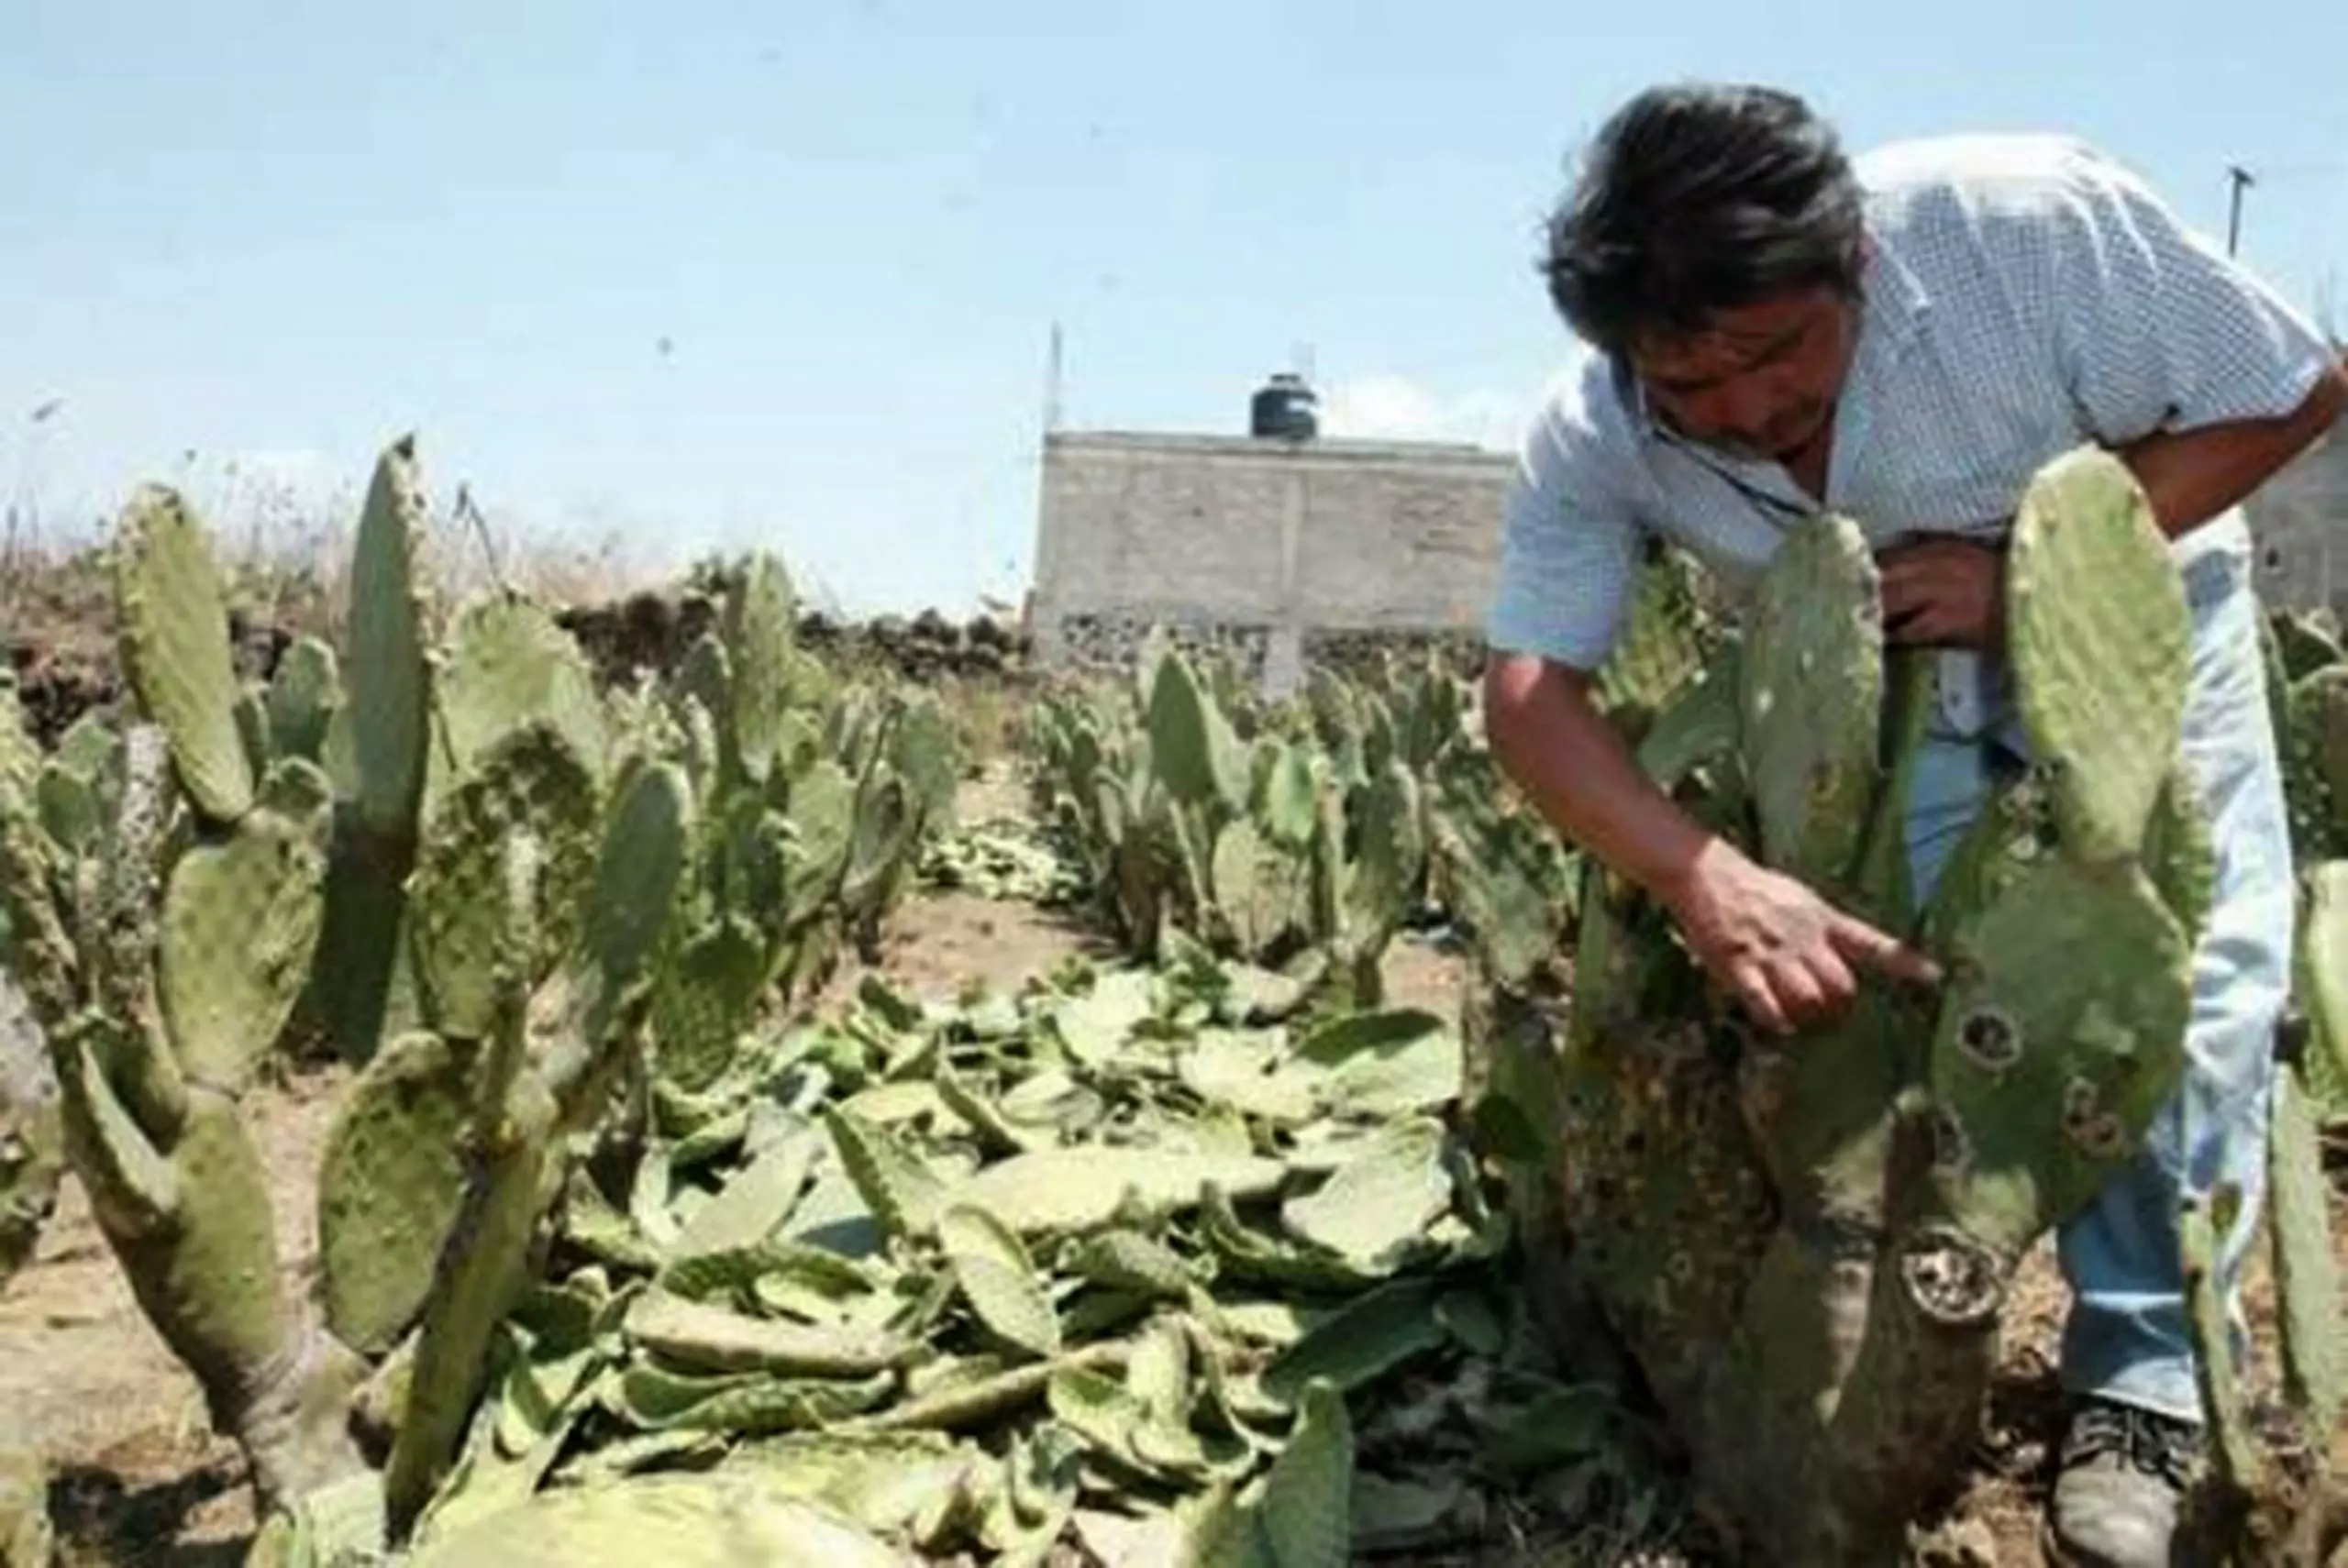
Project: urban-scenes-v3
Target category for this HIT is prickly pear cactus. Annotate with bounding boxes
[1490,447,2228,1565]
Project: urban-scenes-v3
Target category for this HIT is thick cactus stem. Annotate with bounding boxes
[88,1084,369,1511]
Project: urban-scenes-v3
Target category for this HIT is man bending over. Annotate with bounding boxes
[1483,81,2345,1568]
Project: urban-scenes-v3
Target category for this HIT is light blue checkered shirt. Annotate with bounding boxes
[1486,131,2339,716]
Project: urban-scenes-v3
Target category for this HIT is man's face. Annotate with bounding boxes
[1627,285,1861,465]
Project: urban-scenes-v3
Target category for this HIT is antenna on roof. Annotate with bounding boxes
[1043,320,1066,434]
[2224,163,2254,256]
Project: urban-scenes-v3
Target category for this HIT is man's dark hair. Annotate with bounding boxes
[1540,83,1866,356]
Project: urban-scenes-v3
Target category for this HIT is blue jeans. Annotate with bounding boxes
[1899,530,2297,1423]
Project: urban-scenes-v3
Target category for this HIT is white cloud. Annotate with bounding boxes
[1314,374,1525,452]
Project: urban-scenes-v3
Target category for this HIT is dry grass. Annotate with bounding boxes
[0,473,679,659]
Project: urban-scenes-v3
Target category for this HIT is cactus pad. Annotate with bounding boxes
[347,435,434,836]
[586,761,693,988]
[156,770,334,1092]
[436,597,610,801]
[2298,863,2348,1100]
[402,1473,904,1567]
[720,554,800,786]
[1924,859,2192,1259]
[316,1031,481,1355]
[264,635,340,765]
[409,724,599,1039]
[2286,665,2348,855]
[2265,1062,2342,1448]
[1738,511,1884,889]
[2004,447,2189,864]
[1146,652,1248,814]
[114,485,256,824]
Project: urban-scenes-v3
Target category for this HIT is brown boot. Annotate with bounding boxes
[2043,1396,2200,1568]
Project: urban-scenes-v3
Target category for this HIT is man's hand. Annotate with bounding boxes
[1657,839,1942,1035]
[1876,536,2007,649]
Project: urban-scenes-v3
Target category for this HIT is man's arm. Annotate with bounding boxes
[2046,140,2346,536]
[1483,653,1937,1033]
[2118,358,2347,539]
[1877,147,2347,650]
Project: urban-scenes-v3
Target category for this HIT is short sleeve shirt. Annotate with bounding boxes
[1485,132,2340,679]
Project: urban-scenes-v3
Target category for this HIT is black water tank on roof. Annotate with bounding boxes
[1249,372,1318,440]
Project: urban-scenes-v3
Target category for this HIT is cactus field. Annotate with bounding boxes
[0,435,2343,1567]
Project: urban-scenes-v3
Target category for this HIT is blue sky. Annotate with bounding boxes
[3,1,2342,614]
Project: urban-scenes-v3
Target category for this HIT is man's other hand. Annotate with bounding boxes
[1657,839,1942,1035]
[1876,536,2007,649]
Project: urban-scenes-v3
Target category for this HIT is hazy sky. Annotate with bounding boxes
[3,1,2342,613]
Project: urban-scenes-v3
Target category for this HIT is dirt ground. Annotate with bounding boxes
[2,767,2341,1566]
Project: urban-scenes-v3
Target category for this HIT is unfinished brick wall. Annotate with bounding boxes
[1028,430,1512,693]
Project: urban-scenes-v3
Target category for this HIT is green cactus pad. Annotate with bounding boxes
[2139,766,2216,949]
[0,791,80,1033]
[650,918,768,1095]
[316,1031,481,1356]
[114,485,256,824]
[585,761,694,989]
[626,1289,915,1376]
[1925,859,2192,1259]
[1738,511,1884,889]
[1146,652,1249,814]
[1209,819,1306,956]
[156,769,334,1092]
[2004,447,2190,864]
[403,1473,904,1568]
[0,679,39,799]
[2298,862,2348,1103]
[938,1202,1061,1360]
[347,435,434,836]
[2286,665,2348,856]
[435,597,611,802]
[783,760,858,907]
[1595,544,1720,737]
[264,635,341,765]
[720,554,801,787]
[958,1147,1287,1239]
[2266,1061,2342,1449]
[890,693,962,825]
[409,724,599,1039]
[0,985,60,1284]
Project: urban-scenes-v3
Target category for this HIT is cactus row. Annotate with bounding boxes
[0,436,961,1559]
[1018,628,1581,1011]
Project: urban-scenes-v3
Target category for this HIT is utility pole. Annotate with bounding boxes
[2225,163,2255,257]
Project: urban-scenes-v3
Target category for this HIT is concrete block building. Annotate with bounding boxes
[1027,378,2347,691]
[1027,410,1515,692]
[2249,413,2347,614]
